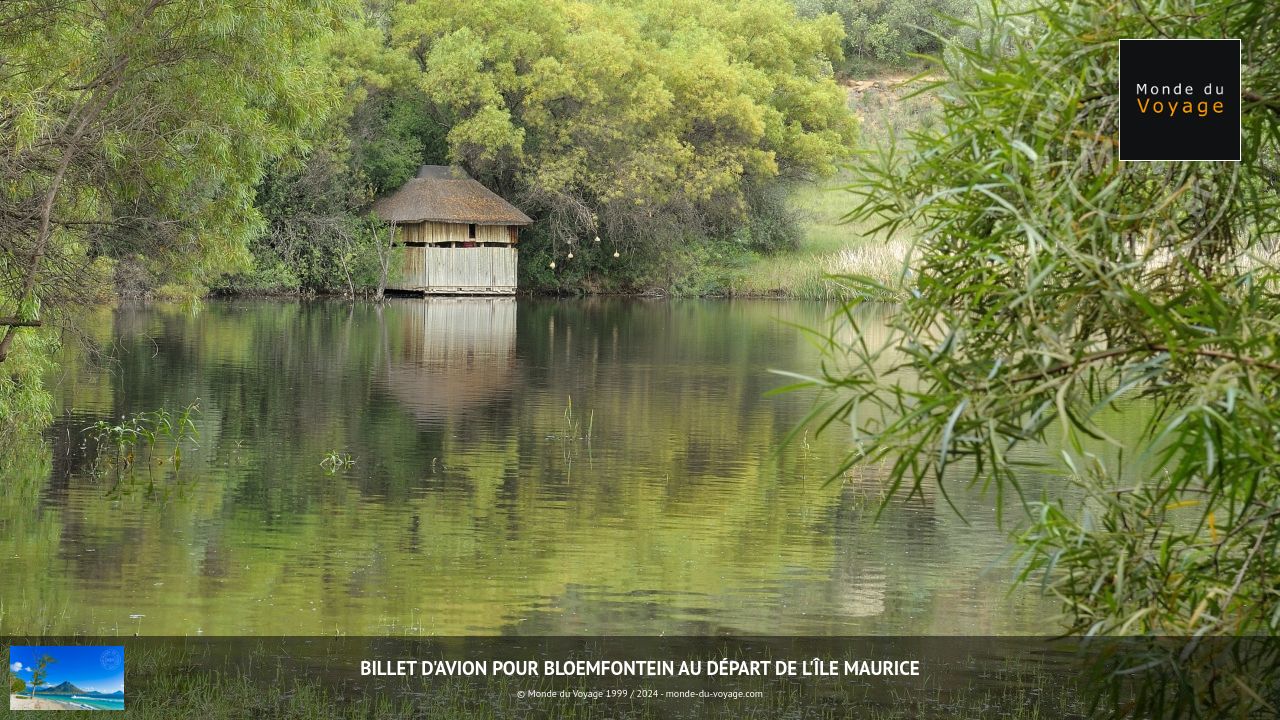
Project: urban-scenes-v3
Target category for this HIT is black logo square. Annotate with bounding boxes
[1119,39,1241,161]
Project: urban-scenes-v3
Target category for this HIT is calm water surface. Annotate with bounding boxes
[4,298,1059,635]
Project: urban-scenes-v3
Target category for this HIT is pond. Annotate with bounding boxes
[2,298,1060,636]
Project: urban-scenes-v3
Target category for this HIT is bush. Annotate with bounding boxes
[793,0,976,70]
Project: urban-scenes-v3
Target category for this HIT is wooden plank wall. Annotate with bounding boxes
[397,246,518,294]
[476,224,510,243]
[398,222,516,244]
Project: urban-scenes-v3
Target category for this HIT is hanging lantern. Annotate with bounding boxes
[593,236,601,243]
[549,261,556,269]
[612,251,620,258]
[567,252,574,259]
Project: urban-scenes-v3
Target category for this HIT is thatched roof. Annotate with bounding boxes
[372,166,532,226]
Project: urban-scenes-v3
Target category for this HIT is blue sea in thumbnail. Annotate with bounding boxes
[63,696,125,710]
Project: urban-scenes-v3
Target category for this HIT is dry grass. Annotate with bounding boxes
[822,237,913,282]
[726,180,913,299]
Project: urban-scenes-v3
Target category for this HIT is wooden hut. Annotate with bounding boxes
[373,166,532,294]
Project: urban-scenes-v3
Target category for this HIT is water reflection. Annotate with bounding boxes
[381,299,517,423]
[0,299,1057,636]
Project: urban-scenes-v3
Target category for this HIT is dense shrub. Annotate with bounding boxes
[793,0,976,71]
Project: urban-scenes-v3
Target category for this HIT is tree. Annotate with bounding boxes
[792,0,976,70]
[0,0,357,430]
[796,0,1280,715]
[10,673,25,695]
[373,222,396,302]
[390,0,855,289]
[232,13,433,297]
[29,655,54,700]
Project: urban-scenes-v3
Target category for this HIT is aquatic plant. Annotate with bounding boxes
[556,395,596,472]
[320,450,356,473]
[85,402,200,485]
[562,395,594,442]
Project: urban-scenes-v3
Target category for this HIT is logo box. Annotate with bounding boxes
[1119,38,1241,161]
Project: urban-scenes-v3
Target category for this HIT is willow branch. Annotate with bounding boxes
[0,317,43,327]
[1003,342,1280,386]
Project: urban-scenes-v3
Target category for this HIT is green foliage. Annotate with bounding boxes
[793,0,976,71]
[793,0,1280,716]
[0,327,57,446]
[349,91,448,196]
[1,0,356,281]
[0,0,360,427]
[227,155,390,295]
[320,450,356,474]
[390,0,855,291]
[11,673,25,694]
[3,0,855,305]
[216,9,435,296]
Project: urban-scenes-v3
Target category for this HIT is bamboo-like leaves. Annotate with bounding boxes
[785,0,1280,716]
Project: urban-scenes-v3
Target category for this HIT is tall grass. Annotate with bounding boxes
[725,183,912,300]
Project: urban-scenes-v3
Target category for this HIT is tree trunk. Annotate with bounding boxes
[0,0,165,364]
[0,57,127,363]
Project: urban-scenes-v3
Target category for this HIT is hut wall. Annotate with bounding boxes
[476,225,512,243]
[397,222,516,245]
[397,246,518,294]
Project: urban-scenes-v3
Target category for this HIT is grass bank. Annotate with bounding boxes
[719,181,911,300]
